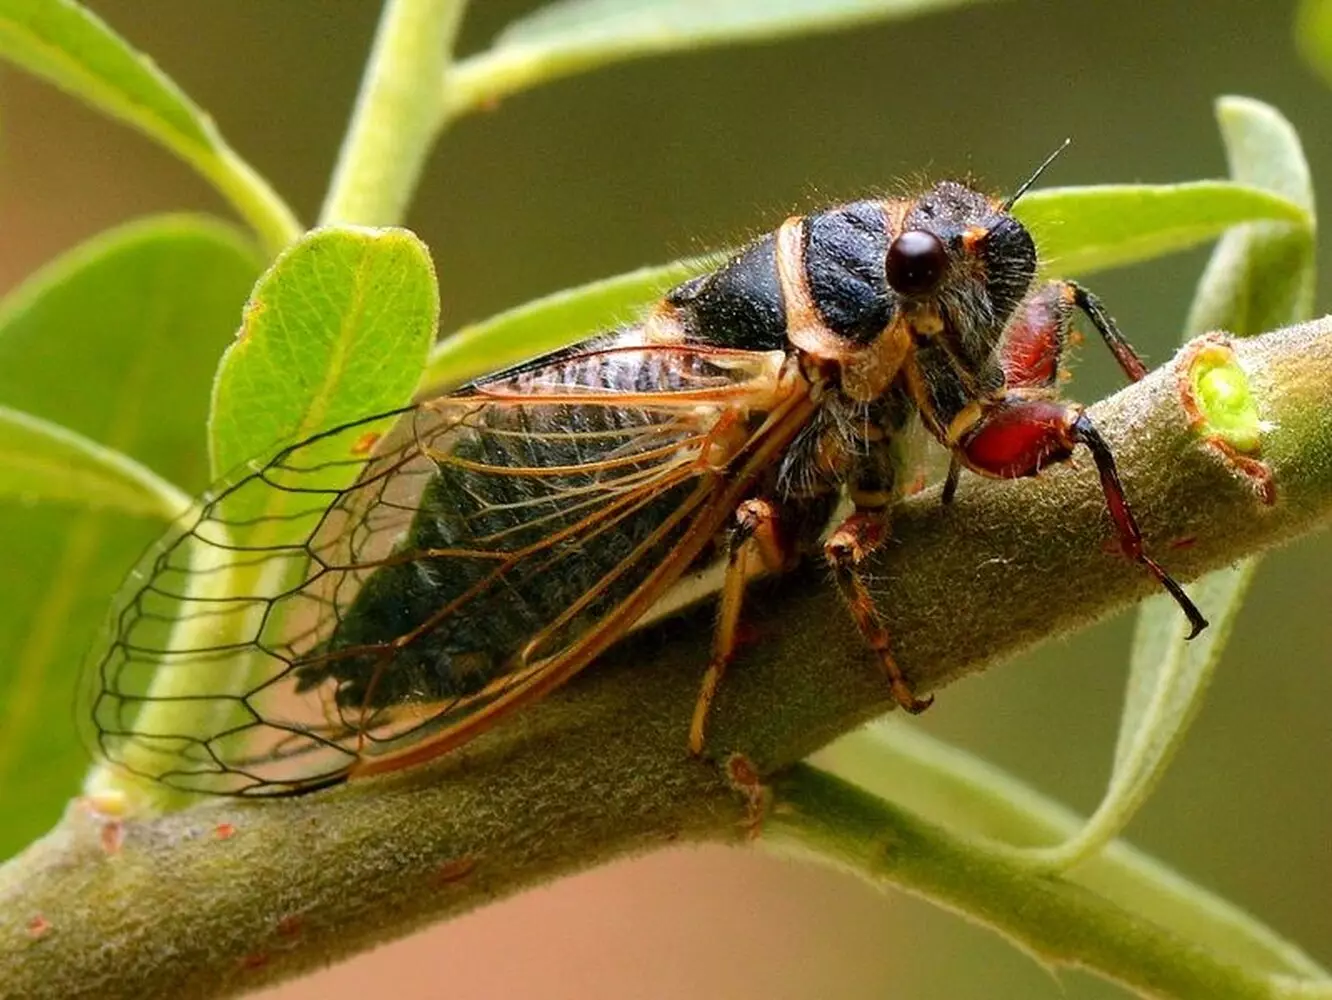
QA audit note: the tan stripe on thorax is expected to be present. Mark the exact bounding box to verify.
[774,216,853,364]
[774,211,912,403]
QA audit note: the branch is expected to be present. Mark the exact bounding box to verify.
[4,319,1331,999]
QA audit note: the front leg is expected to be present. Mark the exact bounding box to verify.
[957,395,1208,638]
[944,281,1147,505]
[825,508,933,714]
[1002,280,1148,390]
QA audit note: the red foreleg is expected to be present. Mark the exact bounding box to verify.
[1000,280,1149,391]
[957,397,1208,638]
[947,282,1151,506]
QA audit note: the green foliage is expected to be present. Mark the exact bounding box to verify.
[1296,0,1332,90]
[0,216,261,858]
[0,406,188,519]
[445,0,1004,115]
[209,227,439,481]
[1013,182,1309,277]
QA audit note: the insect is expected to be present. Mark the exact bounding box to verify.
[87,156,1207,796]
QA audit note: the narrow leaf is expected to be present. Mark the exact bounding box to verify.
[422,179,1299,393]
[1015,181,1309,278]
[422,253,719,390]
[1028,98,1315,872]
[0,0,299,252]
[1183,99,1316,337]
[446,0,1002,115]
[816,723,1327,979]
[0,406,190,519]
[0,216,262,859]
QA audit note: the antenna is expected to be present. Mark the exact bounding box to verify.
[1002,138,1072,211]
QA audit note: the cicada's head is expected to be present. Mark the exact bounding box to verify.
[781,184,1038,404]
[886,181,1038,368]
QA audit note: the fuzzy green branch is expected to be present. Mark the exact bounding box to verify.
[2,318,1331,999]
[320,0,468,227]
[768,765,1296,1000]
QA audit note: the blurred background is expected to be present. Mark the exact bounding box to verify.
[1,1,1330,997]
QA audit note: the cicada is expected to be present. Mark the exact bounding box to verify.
[87,165,1207,796]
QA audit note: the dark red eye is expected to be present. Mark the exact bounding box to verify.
[885,229,947,296]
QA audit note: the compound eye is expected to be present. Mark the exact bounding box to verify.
[885,229,948,296]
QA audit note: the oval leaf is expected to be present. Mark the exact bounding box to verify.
[0,406,189,519]
[1014,181,1309,278]
[0,0,299,252]
[422,252,719,390]
[209,226,439,480]
[0,216,263,859]
[447,0,1002,113]
[89,229,441,810]
[1026,98,1315,872]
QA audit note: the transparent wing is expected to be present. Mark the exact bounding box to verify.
[86,340,795,795]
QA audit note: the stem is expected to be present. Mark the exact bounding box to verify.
[767,765,1296,1000]
[3,319,1332,997]
[203,145,304,257]
[441,46,566,123]
[319,0,468,227]
[817,724,1326,980]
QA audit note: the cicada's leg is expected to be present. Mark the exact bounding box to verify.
[1003,280,1149,390]
[945,281,1149,508]
[956,396,1208,637]
[941,455,963,505]
[689,498,797,755]
[825,508,933,715]
[1066,281,1150,382]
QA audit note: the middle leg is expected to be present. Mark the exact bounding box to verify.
[689,498,798,754]
[825,507,933,714]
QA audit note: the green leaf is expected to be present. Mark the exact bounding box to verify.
[0,406,189,519]
[421,178,1301,392]
[1026,98,1315,872]
[0,0,300,253]
[85,228,441,810]
[422,252,719,390]
[209,226,439,480]
[1183,99,1316,337]
[445,0,1002,116]
[1013,181,1309,278]
[1295,0,1332,91]
[0,215,263,859]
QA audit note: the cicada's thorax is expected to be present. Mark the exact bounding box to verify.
[659,182,1040,504]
